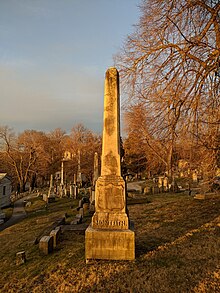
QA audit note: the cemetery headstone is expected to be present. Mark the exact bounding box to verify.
[85,67,135,262]
[73,174,78,199]
[39,236,53,255]
[48,174,56,202]
[158,176,163,192]
[43,194,48,202]
[16,251,26,265]
[69,184,73,197]
[50,226,61,248]
[163,176,169,191]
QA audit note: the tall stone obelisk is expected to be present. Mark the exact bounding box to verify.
[85,67,135,262]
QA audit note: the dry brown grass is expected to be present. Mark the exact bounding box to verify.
[0,193,219,293]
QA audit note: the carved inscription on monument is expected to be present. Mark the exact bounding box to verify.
[96,182,125,212]
[95,219,126,229]
[92,212,129,230]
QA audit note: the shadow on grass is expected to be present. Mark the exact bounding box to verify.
[1,194,219,292]
[127,198,151,205]
[80,214,220,292]
[134,197,220,258]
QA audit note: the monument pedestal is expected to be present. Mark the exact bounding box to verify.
[85,225,135,261]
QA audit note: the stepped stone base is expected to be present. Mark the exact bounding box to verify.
[85,225,135,262]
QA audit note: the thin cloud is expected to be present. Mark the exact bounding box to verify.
[0,65,103,133]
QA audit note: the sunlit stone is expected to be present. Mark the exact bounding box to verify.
[85,67,135,262]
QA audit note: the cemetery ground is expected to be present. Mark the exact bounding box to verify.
[0,191,220,293]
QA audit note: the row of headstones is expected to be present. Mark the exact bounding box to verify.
[53,184,78,198]
[16,226,62,265]
[143,177,179,194]
[39,226,62,255]
[143,185,179,194]
[41,183,93,203]
[40,184,79,203]
[71,198,90,225]
[70,196,95,225]
[11,191,32,203]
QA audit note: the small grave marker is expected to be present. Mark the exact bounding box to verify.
[16,251,26,265]
[39,236,53,255]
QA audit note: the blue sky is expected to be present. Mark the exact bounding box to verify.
[0,0,140,134]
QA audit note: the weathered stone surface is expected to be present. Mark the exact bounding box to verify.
[85,225,135,261]
[43,194,48,202]
[85,67,135,262]
[92,211,128,230]
[101,69,121,177]
[16,251,26,265]
[95,176,126,213]
[50,227,61,248]
[93,152,99,186]
[39,236,53,255]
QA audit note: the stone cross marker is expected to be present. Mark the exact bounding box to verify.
[85,67,135,262]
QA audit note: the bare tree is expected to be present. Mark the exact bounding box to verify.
[0,126,39,191]
[124,101,179,177]
[69,124,101,184]
[115,0,220,178]
[0,126,66,191]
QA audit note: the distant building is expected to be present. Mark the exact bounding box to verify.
[0,173,12,208]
